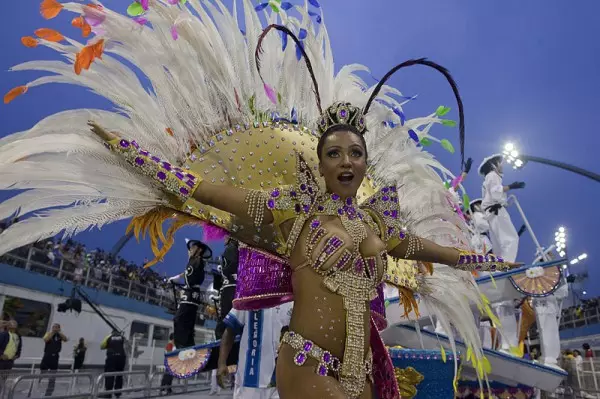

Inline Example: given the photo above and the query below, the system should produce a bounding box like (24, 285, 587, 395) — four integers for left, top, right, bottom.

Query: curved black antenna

(363, 58, 465, 166)
(255, 24, 323, 114)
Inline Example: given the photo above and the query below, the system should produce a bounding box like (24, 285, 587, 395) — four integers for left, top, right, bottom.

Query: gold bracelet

(107, 138, 201, 203)
(454, 248, 509, 272)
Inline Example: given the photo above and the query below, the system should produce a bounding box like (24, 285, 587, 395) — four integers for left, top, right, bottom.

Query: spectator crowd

(0, 218, 218, 322)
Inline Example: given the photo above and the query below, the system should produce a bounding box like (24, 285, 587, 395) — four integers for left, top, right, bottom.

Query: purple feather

(392, 107, 406, 126)
(298, 28, 307, 40)
(264, 83, 278, 105)
(408, 129, 420, 144)
(201, 223, 228, 242)
(281, 31, 288, 50)
(254, 3, 269, 11)
(308, 10, 322, 23)
(308, 0, 321, 8)
(281, 2, 293, 10)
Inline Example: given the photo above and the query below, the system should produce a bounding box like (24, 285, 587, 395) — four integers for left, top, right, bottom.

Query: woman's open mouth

(337, 171, 355, 185)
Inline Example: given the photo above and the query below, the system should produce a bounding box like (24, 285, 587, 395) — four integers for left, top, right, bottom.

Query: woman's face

(318, 130, 367, 199)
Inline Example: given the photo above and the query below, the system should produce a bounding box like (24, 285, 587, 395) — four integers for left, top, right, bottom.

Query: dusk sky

(1, 1, 598, 297)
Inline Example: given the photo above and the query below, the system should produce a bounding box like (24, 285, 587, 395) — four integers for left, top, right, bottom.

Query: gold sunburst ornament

(164, 348, 211, 379)
(394, 366, 424, 399)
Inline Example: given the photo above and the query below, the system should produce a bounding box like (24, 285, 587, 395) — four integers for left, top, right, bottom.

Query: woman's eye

(351, 150, 363, 157)
(327, 150, 339, 158)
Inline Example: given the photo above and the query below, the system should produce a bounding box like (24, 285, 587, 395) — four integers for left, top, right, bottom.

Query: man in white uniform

(468, 198, 493, 255)
(479, 154, 525, 354)
(217, 303, 293, 399)
(479, 154, 525, 263)
(531, 251, 568, 369)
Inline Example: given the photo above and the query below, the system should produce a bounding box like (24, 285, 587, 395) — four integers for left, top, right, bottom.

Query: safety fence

(546, 358, 600, 398)
(0, 368, 210, 399)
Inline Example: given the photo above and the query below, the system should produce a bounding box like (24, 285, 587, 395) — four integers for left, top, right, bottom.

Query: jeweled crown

(317, 102, 367, 136)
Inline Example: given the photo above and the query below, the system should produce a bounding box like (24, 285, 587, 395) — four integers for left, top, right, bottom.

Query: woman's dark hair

(481, 157, 502, 176)
(583, 343, 591, 350)
(316, 125, 368, 162)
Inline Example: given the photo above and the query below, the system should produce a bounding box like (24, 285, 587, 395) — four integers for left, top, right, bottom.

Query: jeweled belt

(280, 330, 373, 397)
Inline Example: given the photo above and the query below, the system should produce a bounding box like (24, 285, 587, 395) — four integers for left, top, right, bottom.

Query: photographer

(41, 323, 68, 397)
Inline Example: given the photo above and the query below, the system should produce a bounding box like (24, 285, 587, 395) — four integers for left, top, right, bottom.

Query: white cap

(478, 153, 503, 175)
(185, 238, 190, 244)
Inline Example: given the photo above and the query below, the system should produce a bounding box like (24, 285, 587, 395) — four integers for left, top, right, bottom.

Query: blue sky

(1, 1, 598, 296)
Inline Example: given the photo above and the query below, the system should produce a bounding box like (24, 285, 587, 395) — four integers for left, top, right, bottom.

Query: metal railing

(0, 246, 222, 310)
(561, 306, 600, 331)
(2, 369, 211, 399)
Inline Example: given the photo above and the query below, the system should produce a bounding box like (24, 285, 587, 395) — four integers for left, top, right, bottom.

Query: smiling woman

(0, 1, 515, 398)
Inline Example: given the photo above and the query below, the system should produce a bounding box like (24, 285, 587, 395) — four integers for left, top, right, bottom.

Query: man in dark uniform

(215, 237, 239, 339)
(41, 323, 68, 396)
(169, 238, 212, 348)
(100, 330, 127, 398)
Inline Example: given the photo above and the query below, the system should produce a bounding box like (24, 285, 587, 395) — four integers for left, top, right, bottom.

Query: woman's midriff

(286, 267, 372, 361)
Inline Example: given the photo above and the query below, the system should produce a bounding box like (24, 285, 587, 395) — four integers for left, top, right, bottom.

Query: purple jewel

(162, 162, 172, 171)
(131, 140, 139, 149)
(151, 156, 160, 163)
(300, 183, 307, 191)
(370, 198, 376, 204)
(399, 231, 406, 239)
(139, 150, 149, 156)
(337, 209, 344, 215)
(391, 210, 398, 218)
(295, 352, 307, 365)
(323, 352, 331, 363)
(135, 157, 144, 166)
(458, 255, 466, 264)
(175, 172, 184, 180)
(311, 220, 321, 229)
(302, 204, 310, 213)
(317, 205, 324, 211)
(382, 195, 389, 202)
(294, 204, 301, 213)
(303, 341, 313, 352)
(497, 257, 504, 263)
(478, 255, 484, 263)
(119, 139, 130, 148)
(345, 197, 353, 206)
(340, 109, 347, 118)
(331, 193, 340, 201)
(382, 187, 389, 193)
(290, 191, 297, 197)
(388, 227, 394, 234)
(331, 357, 340, 371)
(186, 173, 195, 179)
(383, 210, 390, 216)
(180, 187, 189, 195)
(318, 365, 328, 376)
(268, 199, 275, 209)
(157, 171, 167, 181)
(186, 180, 195, 188)
(271, 189, 280, 198)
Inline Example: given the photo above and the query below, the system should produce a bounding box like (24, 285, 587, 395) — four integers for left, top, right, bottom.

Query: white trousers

(533, 295, 560, 366)
(487, 207, 519, 262)
(480, 322, 493, 349)
(233, 385, 279, 399)
(494, 300, 518, 351)
(210, 369, 221, 393)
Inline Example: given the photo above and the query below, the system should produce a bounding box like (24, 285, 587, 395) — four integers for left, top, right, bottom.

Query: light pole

(502, 143, 600, 183)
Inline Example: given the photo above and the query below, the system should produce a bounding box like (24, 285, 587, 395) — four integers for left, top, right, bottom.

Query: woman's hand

(88, 120, 118, 141)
